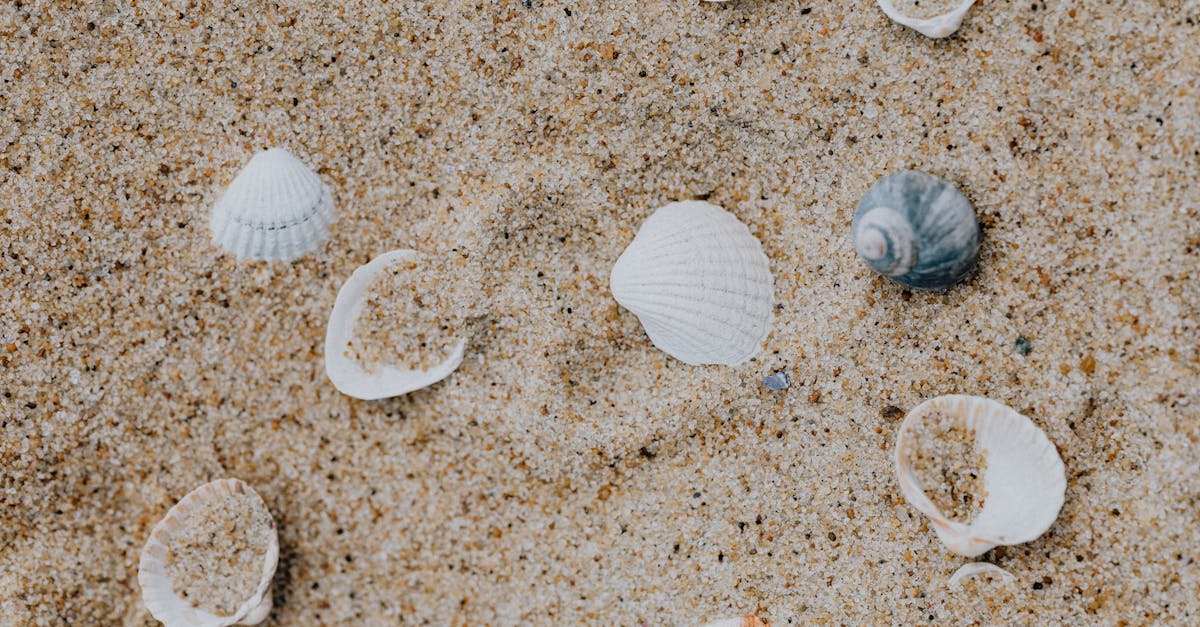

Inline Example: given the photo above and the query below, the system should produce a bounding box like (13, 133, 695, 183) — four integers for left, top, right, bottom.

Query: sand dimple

(888, 0, 967, 20)
(349, 255, 468, 373)
(163, 486, 274, 616)
(909, 409, 988, 523)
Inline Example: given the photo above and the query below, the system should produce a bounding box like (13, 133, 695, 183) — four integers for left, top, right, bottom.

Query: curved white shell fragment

(895, 395, 1066, 557)
(877, 0, 976, 39)
(702, 617, 771, 627)
(210, 148, 334, 262)
(324, 250, 466, 400)
(946, 562, 1016, 589)
(138, 479, 278, 627)
(610, 201, 774, 366)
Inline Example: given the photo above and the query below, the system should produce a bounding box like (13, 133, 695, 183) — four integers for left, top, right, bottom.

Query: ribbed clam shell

(895, 395, 1066, 557)
(138, 479, 278, 627)
(852, 170, 980, 290)
(610, 201, 774, 366)
(324, 250, 466, 400)
(877, 0, 977, 38)
(210, 148, 334, 262)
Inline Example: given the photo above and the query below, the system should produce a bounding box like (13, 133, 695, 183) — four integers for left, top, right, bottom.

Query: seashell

(210, 148, 334, 262)
(610, 200, 774, 366)
(702, 617, 771, 627)
(877, 0, 977, 39)
(324, 249, 466, 400)
(946, 562, 1016, 589)
(138, 479, 278, 627)
(895, 395, 1066, 557)
(852, 170, 980, 290)
(762, 371, 790, 391)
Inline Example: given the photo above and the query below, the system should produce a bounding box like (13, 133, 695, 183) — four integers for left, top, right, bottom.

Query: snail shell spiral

(852, 170, 981, 290)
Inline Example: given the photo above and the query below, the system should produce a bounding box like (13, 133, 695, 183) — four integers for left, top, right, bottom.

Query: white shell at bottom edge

(947, 562, 1016, 589)
(895, 394, 1066, 557)
(701, 617, 771, 627)
(324, 249, 466, 400)
(877, 0, 976, 38)
(138, 479, 278, 627)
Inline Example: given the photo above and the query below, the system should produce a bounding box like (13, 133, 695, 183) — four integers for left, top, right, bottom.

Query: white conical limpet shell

(896, 395, 1066, 557)
(877, 0, 976, 38)
(946, 562, 1016, 589)
(138, 479, 278, 627)
(210, 148, 334, 262)
(324, 249, 466, 400)
(610, 201, 774, 366)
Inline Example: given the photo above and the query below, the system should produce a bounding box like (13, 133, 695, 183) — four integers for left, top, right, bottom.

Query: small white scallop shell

(895, 395, 1066, 557)
(946, 562, 1016, 589)
(138, 479, 278, 627)
(877, 0, 976, 39)
(210, 148, 334, 262)
(609, 201, 774, 366)
(324, 250, 466, 400)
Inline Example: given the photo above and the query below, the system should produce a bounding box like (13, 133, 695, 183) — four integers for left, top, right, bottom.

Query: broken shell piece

(895, 395, 1066, 557)
(762, 371, 790, 391)
(324, 250, 466, 400)
(947, 562, 1016, 589)
(610, 201, 774, 366)
(877, 0, 976, 38)
(138, 479, 278, 627)
(702, 617, 771, 627)
(210, 148, 334, 262)
(852, 170, 981, 290)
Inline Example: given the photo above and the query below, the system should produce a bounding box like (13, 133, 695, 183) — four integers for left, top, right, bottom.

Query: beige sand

(1, 1, 1198, 624)
(349, 254, 468, 373)
(907, 409, 987, 522)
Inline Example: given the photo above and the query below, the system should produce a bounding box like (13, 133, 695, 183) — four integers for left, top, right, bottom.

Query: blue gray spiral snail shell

(852, 170, 981, 290)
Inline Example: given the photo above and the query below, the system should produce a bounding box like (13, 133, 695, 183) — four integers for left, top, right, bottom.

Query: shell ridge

(621, 291, 770, 342)
(323, 250, 467, 399)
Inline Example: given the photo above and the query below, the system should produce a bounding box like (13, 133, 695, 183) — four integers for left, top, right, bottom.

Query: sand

(1, 0, 1198, 624)
(349, 254, 467, 373)
(906, 408, 987, 523)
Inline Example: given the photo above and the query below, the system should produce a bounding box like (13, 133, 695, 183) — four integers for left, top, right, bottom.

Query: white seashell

(702, 617, 771, 627)
(138, 479, 278, 627)
(609, 201, 774, 366)
(946, 562, 1016, 589)
(210, 148, 334, 262)
(895, 395, 1066, 557)
(324, 249, 466, 400)
(877, 0, 976, 39)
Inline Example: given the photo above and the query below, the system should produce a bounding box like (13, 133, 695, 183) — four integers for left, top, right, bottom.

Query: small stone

(1015, 336, 1033, 356)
